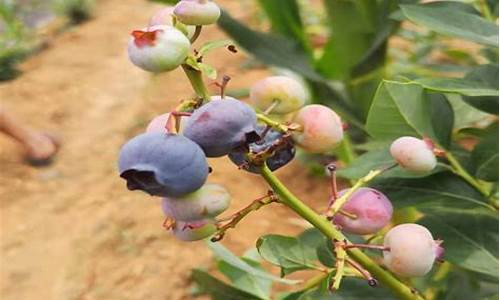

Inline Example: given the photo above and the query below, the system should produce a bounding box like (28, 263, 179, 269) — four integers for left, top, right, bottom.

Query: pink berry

(249, 76, 307, 114)
(161, 183, 231, 222)
(332, 188, 393, 235)
(127, 25, 190, 73)
(292, 104, 343, 153)
(149, 7, 196, 38)
(383, 224, 442, 277)
(390, 137, 437, 173)
(174, 0, 221, 26)
(145, 113, 189, 133)
(146, 113, 170, 133)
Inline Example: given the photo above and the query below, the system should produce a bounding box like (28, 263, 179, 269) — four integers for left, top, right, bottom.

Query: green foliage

(53, 0, 95, 24)
(0, 2, 30, 81)
(195, 0, 500, 299)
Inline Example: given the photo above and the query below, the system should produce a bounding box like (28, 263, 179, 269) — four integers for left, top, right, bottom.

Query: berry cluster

(118, 0, 444, 283)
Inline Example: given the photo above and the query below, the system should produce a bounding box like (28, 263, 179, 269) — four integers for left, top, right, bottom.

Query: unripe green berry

(250, 76, 307, 114)
(390, 136, 437, 173)
(292, 104, 344, 153)
(174, 0, 221, 25)
(127, 25, 190, 73)
(162, 183, 231, 222)
(383, 223, 441, 277)
(172, 219, 217, 241)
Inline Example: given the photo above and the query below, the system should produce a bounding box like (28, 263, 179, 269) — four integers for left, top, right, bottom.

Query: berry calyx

(127, 25, 190, 73)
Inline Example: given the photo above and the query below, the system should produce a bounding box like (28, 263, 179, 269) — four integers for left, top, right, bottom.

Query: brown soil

(0, 1, 331, 299)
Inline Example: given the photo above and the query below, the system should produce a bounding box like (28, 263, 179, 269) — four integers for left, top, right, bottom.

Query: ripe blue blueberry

(118, 132, 209, 197)
(228, 126, 295, 173)
(183, 96, 258, 157)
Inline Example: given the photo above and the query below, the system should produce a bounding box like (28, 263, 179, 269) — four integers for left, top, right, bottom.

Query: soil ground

(0, 1, 331, 299)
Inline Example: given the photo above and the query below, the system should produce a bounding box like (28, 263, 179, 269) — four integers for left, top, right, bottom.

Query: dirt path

(0, 1, 330, 299)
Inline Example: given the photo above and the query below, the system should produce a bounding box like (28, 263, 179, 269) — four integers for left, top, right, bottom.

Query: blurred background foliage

(0, 0, 94, 81)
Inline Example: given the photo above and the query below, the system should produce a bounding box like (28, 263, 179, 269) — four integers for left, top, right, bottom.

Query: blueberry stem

(211, 191, 278, 242)
(445, 151, 497, 208)
(331, 240, 347, 290)
(256, 113, 289, 133)
(327, 169, 383, 218)
(260, 164, 423, 300)
(263, 99, 279, 115)
(343, 244, 390, 251)
(182, 64, 211, 101)
(190, 25, 203, 44)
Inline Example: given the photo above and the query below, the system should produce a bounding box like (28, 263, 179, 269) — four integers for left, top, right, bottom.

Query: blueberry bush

(118, 1, 498, 299)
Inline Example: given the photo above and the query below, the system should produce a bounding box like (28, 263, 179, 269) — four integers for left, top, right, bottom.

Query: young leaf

(207, 242, 299, 285)
(198, 63, 217, 80)
(471, 123, 499, 181)
(256, 234, 322, 276)
(198, 39, 234, 57)
(400, 3, 499, 47)
(191, 269, 263, 300)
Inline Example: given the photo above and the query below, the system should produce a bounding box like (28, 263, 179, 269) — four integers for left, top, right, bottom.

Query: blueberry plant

(119, 0, 498, 299)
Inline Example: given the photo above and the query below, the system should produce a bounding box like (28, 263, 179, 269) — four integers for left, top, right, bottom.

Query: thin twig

(211, 191, 278, 242)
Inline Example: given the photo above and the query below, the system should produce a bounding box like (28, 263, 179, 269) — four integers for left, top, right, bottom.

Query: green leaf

(436, 269, 499, 300)
(446, 94, 493, 130)
(471, 123, 499, 181)
(412, 78, 499, 97)
(191, 269, 262, 300)
(365, 80, 453, 146)
(198, 39, 234, 57)
(217, 10, 363, 128)
(337, 147, 448, 180)
(256, 234, 321, 276)
(207, 242, 299, 285)
(376, 172, 497, 213)
(419, 211, 499, 278)
(198, 63, 217, 80)
(462, 64, 499, 115)
(256, 0, 309, 52)
(218, 259, 272, 300)
(400, 4, 498, 47)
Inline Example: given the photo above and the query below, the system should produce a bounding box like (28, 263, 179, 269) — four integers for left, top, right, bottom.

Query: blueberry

(173, 0, 221, 26)
(332, 187, 393, 235)
(383, 224, 442, 277)
(183, 96, 258, 157)
(172, 219, 217, 241)
(118, 132, 209, 197)
(390, 136, 437, 173)
(161, 183, 231, 222)
(228, 126, 295, 173)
